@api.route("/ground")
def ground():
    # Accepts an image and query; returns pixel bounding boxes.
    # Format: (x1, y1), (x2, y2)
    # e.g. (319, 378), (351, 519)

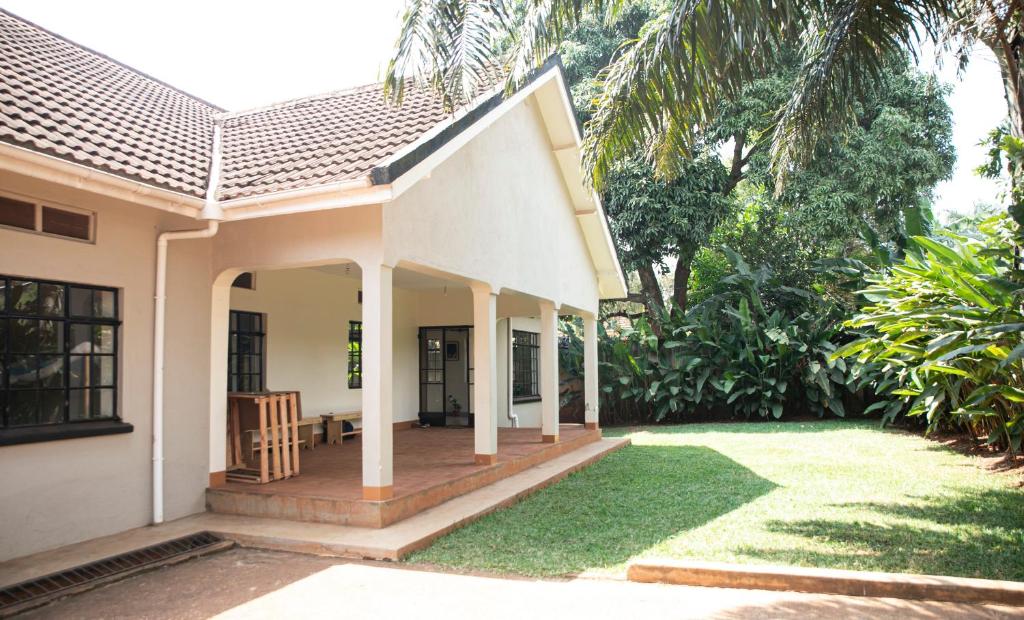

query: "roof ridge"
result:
(0, 7), (226, 112)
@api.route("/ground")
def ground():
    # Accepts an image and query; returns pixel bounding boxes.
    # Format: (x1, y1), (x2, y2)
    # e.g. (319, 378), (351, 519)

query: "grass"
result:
(406, 420), (1024, 580)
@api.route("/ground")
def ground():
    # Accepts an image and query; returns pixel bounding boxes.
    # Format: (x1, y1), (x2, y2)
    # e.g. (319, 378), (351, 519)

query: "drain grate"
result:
(0, 531), (232, 617)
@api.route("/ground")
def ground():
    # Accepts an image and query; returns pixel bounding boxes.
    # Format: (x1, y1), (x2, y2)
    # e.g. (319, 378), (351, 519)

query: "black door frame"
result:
(418, 325), (474, 426)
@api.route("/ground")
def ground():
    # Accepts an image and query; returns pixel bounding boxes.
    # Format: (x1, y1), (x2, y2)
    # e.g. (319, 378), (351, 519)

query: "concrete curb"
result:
(626, 559), (1024, 606)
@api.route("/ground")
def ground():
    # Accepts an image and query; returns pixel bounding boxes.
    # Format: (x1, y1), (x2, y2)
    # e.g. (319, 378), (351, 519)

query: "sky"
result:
(2, 1), (1008, 218)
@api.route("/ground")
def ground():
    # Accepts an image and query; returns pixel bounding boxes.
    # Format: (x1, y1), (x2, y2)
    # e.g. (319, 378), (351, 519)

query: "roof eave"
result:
(0, 142), (204, 217)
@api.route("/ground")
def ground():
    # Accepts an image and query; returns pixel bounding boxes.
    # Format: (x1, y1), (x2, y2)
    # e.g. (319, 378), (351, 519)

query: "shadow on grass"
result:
(739, 488), (1024, 581)
(408, 444), (777, 576)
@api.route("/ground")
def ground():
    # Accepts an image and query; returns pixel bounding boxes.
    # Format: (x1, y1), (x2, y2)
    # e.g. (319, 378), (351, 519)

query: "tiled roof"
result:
(216, 81), (456, 201)
(0, 10), (221, 198)
(0, 9), (504, 204)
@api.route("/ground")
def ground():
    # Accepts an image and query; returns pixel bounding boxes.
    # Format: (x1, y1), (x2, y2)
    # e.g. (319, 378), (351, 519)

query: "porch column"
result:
(539, 300), (560, 443)
(583, 314), (600, 430)
(361, 261), (394, 500)
(472, 284), (498, 464)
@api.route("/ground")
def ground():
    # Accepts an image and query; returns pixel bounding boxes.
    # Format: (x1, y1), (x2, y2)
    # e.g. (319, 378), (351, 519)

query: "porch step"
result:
(206, 427), (604, 528)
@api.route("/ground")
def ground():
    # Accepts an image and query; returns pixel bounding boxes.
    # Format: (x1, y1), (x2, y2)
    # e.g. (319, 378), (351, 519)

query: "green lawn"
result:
(406, 420), (1024, 580)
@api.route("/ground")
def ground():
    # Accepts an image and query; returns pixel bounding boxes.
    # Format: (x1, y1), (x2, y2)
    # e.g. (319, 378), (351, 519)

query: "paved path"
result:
(22, 548), (1023, 619)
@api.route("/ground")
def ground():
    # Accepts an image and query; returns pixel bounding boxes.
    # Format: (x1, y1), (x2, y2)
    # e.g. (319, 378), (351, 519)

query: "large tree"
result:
(557, 5), (733, 319)
(691, 61), (955, 304)
(383, 0), (1024, 223)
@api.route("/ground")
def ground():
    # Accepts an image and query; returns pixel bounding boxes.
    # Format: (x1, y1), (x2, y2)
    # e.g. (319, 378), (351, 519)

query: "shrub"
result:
(835, 216), (1024, 451)
(598, 249), (856, 422)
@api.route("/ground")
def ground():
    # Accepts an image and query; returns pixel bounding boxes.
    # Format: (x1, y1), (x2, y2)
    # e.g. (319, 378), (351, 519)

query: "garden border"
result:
(627, 559), (1024, 606)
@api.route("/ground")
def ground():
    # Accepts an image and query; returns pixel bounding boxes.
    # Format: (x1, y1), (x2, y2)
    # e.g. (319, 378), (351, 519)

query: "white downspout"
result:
(506, 318), (519, 428)
(152, 120), (225, 525)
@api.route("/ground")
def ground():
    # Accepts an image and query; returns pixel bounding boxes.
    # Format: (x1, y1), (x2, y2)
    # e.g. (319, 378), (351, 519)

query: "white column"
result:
(207, 278), (232, 486)
(472, 284), (498, 464)
(361, 261), (394, 500)
(539, 300), (560, 442)
(583, 314), (600, 430)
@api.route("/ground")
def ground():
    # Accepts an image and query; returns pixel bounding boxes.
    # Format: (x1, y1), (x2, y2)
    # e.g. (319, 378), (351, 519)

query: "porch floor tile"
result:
(219, 425), (595, 501)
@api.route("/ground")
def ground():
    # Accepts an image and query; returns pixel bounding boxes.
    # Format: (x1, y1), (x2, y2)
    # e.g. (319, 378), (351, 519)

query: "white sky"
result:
(2, 1), (1008, 217)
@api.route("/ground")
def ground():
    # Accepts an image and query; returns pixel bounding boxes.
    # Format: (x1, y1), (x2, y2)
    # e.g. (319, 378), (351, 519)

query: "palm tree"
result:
(383, 0), (1022, 205)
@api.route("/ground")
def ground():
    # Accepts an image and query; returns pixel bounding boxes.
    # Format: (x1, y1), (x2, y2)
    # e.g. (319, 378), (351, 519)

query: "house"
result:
(0, 9), (626, 562)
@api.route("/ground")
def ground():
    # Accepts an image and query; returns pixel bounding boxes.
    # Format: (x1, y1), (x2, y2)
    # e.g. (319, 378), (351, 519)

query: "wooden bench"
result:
(321, 411), (362, 445)
(295, 416), (322, 450)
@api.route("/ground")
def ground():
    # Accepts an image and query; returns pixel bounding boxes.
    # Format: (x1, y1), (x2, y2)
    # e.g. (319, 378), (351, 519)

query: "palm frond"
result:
(384, 0), (512, 109)
(584, 0), (797, 188)
(506, 0), (626, 88)
(769, 0), (952, 187)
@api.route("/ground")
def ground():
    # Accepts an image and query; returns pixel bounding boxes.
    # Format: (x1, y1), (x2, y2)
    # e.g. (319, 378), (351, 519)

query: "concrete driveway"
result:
(22, 548), (1024, 619)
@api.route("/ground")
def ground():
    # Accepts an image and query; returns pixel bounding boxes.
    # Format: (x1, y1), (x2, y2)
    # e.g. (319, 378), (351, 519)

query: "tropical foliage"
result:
(835, 215), (1024, 451)
(385, 0), (1024, 226)
(597, 249), (856, 423)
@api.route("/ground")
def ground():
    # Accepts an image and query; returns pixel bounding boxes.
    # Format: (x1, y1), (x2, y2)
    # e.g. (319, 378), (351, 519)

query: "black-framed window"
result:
(512, 330), (540, 401)
(231, 272), (254, 290)
(1, 276), (119, 429)
(348, 321), (362, 389)
(228, 310), (264, 392)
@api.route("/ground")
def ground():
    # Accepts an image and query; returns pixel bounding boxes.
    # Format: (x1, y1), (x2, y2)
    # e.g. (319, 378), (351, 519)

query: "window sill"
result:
(0, 420), (133, 447)
(513, 396), (542, 404)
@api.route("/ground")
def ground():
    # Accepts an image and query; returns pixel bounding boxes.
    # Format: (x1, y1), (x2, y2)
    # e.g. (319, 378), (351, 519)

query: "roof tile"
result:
(1, 9), (501, 204)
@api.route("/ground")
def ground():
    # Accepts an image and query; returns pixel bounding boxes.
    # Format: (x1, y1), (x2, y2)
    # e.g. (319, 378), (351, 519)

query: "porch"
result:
(207, 424), (600, 528)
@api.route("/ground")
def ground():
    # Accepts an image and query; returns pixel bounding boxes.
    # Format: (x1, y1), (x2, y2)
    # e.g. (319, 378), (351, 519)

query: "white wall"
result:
(497, 317), (543, 428)
(383, 95), (601, 315)
(229, 268), (422, 423)
(0, 171), (210, 561)
(228, 275), (545, 429)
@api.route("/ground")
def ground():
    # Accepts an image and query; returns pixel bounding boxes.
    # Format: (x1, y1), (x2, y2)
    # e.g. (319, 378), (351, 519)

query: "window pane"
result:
(39, 391), (64, 424)
(94, 290), (115, 318)
(91, 388), (115, 419)
(70, 323), (93, 354)
(39, 355), (64, 388)
(0, 279), (5, 312)
(237, 335), (252, 354)
(0, 195), (35, 230)
(41, 206), (91, 240)
(69, 355), (87, 388)
(9, 355), (38, 387)
(8, 391), (38, 426)
(69, 287), (93, 317)
(38, 320), (63, 353)
(93, 325), (114, 353)
(236, 312), (252, 332)
(38, 283), (64, 316)
(11, 319), (38, 353)
(10, 280), (38, 314)
(231, 273), (254, 290)
(91, 356), (115, 387)
(69, 389), (88, 421)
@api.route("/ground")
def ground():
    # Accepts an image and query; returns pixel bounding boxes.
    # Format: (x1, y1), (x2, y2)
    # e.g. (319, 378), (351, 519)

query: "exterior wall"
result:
(229, 277), (544, 429)
(0, 171), (211, 561)
(383, 96), (601, 315)
(497, 317), (543, 428)
(228, 268), (420, 423)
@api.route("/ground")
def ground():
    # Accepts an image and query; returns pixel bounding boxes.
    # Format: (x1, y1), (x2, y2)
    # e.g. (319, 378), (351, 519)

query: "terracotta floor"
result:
(219, 424), (591, 501)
